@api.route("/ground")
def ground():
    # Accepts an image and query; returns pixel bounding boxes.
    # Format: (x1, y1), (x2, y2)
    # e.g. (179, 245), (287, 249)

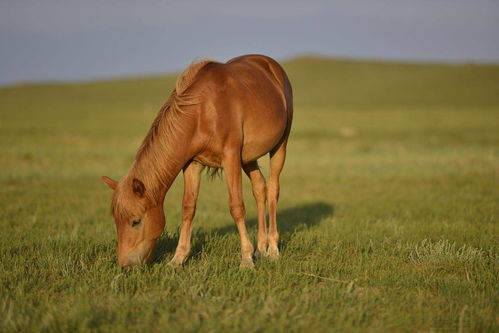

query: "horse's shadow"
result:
(153, 201), (334, 264)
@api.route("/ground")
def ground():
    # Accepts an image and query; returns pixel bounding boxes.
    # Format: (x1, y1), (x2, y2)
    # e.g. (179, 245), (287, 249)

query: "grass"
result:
(0, 56), (498, 332)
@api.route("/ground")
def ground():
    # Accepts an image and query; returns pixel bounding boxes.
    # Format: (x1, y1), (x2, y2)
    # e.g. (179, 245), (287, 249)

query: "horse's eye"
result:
(131, 219), (141, 228)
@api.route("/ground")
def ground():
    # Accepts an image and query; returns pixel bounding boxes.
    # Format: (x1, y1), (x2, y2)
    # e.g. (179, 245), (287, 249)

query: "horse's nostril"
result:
(117, 240), (156, 267)
(118, 257), (130, 267)
(119, 252), (144, 267)
(118, 254), (134, 267)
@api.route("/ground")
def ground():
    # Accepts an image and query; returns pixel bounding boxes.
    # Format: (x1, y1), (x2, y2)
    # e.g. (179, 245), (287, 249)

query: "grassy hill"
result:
(0, 57), (498, 332)
(287, 56), (499, 110)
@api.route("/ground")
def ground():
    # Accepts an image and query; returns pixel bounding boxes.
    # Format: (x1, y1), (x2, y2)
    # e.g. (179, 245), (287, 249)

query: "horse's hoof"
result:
(168, 256), (185, 268)
(167, 262), (182, 269)
(240, 258), (255, 269)
(267, 248), (280, 261)
(254, 248), (267, 258)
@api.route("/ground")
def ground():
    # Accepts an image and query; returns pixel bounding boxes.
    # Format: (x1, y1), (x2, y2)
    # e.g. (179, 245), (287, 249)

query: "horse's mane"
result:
(135, 59), (215, 162)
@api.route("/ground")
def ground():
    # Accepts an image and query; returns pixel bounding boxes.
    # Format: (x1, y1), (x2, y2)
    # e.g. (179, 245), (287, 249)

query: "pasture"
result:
(1, 57), (498, 332)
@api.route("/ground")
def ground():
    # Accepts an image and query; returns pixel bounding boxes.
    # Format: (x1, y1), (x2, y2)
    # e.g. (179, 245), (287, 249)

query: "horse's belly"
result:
(193, 124), (284, 168)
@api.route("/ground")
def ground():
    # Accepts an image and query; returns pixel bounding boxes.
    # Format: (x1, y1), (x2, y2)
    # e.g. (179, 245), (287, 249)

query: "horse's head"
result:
(101, 176), (165, 267)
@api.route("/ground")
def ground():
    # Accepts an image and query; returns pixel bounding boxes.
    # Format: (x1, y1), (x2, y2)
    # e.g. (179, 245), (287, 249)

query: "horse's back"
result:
(227, 54), (290, 97)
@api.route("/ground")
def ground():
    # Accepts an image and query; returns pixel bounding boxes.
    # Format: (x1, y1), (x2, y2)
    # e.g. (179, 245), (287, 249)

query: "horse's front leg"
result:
(170, 160), (203, 266)
(223, 152), (255, 268)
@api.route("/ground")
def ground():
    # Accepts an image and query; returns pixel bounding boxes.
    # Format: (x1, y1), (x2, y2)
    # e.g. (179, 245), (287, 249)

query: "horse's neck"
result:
(129, 115), (194, 204)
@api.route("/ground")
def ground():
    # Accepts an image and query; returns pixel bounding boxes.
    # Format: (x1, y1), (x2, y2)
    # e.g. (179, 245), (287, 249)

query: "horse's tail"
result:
(267, 58), (293, 149)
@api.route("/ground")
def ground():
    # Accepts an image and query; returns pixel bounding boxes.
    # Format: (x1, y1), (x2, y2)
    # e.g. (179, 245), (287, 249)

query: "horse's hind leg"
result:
(267, 140), (288, 260)
(223, 151), (254, 268)
(243, 161), (268, 257)
(170, 160), (204, 266)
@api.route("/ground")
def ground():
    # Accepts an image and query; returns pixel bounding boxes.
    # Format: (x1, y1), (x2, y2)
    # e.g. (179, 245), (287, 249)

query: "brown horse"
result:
(101, 54), (293, 268)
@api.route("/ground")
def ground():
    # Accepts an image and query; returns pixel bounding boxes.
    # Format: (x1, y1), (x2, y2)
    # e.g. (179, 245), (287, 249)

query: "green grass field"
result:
(1, 57), (498, 332)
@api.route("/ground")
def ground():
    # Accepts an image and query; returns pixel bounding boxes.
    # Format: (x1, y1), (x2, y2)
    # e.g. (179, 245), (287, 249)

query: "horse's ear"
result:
(101, 176), (118, 190)
(132, 178), (146, 197)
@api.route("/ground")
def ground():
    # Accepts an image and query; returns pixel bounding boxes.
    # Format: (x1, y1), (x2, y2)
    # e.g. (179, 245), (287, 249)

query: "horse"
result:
(101, 54), (293, 268)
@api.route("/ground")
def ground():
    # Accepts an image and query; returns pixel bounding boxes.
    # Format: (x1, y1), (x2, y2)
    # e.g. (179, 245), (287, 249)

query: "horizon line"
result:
(2, 52), (498, 89)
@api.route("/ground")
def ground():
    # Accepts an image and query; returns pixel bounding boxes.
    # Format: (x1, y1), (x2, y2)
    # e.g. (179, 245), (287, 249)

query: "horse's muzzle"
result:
(118, 239), (156, 267)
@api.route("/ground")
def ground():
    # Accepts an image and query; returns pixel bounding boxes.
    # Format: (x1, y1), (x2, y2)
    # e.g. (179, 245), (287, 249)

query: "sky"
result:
(1, 0), (499, 85)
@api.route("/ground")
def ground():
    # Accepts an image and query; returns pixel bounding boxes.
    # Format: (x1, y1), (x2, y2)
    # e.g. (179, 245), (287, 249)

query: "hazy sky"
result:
(1, 0), (498, 85)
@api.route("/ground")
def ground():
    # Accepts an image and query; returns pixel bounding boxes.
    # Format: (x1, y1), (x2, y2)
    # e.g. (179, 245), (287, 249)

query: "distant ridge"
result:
(285, 53), (499, 66)
(1, 56), (498, 111)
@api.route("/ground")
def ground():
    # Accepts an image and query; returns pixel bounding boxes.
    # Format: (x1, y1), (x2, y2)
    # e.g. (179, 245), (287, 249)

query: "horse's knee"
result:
(182, 203), (196, 221)
(229, 204), (246, 221)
